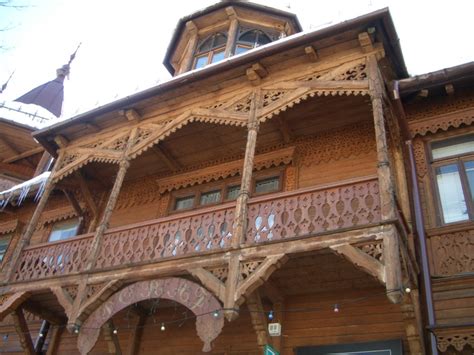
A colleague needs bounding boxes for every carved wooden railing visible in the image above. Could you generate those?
[13,177,380,282]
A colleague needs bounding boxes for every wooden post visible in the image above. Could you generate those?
[74,171,99,232]
[46,325,63,355]
[224,7,239,58]
[6,171,57,281]
[86,159,130,270]
[103,320,122,354]
[368,56,402,303]
[33,151,52,177]
[127,313,146,355]
[86,129,137,270]
[367,55,397,221]
[178,21,198,74]
[11,307,35,355]
[224,90,261,321]
[247,291,270,349]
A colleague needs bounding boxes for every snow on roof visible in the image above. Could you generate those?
[0,171,50,209]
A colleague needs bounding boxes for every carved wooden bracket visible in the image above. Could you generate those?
[0,292,30,321]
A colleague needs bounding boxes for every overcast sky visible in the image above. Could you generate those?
[0,0,473,123]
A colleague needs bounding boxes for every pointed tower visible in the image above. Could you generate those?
[164,0,302,76]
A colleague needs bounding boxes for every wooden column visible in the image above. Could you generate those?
[368,56,402,303]
[46,325,63,355]
[86,159,130,270]
[86,128,137,270]
[103,320,122,355]
[33,151,52,177]
[6,169,57,281]
[224,7,239,58]
[224,90,261,321]
[74,172,99,232]
[178,21,198,74]
[127,313,146,355]
[367,55,397,221]
[11,307,34,355]
[247,291,270,349]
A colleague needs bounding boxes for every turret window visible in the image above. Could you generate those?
[235,29,273,55]
[193,32,227,69]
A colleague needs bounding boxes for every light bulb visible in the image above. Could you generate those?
[268,311,274,321]
[405,287,411,294]
[113,329,118,334]
[160,323,165,331]
[333,304,340,313]
[213,310,219,318]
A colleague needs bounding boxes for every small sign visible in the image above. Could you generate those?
[264,344,279,355]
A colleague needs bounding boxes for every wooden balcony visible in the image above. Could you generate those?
[12,177,381,282]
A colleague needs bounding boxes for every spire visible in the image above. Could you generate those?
[14,43,81,117]
[0,71,15,94]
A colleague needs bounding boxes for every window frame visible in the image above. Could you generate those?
[429,134,474,226]
[0,233,12,264]
[47,217,82,243]
[192,32,227,69]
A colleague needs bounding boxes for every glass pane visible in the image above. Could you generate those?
[0,236,11,262]
[436,164,469,223]
[175,196,195,210]
[213,33,227,47]
[255,176,279,194]
[210,49,225,64]
[239,30,257,44]
[200,190,221,205]
[256,32,271,46]
[49,218,80,242]
[235,45,250,55]
[194,55,208,69]
[464,160,474,204]
[197,36,213,53]
[432,135,474,159]
[226,185,240,200]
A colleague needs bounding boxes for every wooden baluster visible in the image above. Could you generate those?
[368,55,402,303]
[225,89,261,321]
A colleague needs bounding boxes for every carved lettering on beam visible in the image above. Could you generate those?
[304,46,319,61]
[246,63,268,85]
[358,32,374,53]
[11,307,35,355]
[247,291,271,349]
[120,108,142,122]
[330,243,385,284]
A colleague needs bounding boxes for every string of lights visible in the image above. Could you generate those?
[1,287,412,339]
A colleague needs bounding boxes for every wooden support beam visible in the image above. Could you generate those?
[74,171,99,232]
[152,144,181,172]
[54,135,68,148]
[246,63,268,85]
[331,243,385,284]
[3,146,44,164]
[34,151,52,177]
[401,291,425,355]
[46,325,64,355]
[224,7,239,58]
[188,267,225,302]
[120,109,141,122]
[84,122,101,133]
[358,32,374,53]
[0,162,34,179]
[0,136,35,168]
[63,189,83,217]
[103,320,122,355]
[304,46,319,61]
[367,55,397,221]
[11,307,34,355]
[383,225,403,303]
[247,291,270,349]
[127,313,146,355]
[225,90,261,321]
[179,20,199,74]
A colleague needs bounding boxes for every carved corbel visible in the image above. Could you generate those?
[304,46,319,62]
[246,63,268,85]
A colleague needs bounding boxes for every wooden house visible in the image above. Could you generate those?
[0,1,472,354]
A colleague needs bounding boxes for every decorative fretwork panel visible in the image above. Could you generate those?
[246,178,380,244]
[358,242,384,262]
[13,236,92,281]
[437,332,474,352]
[95,206,235,269]
[429,229,474,276]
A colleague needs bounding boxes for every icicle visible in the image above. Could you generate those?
[34,178,48,202]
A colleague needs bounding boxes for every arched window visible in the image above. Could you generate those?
[193,32,227,69]
[235,29,272,55]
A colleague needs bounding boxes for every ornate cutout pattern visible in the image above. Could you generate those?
[246,178,380,244]
[429,229,474,276]
[358,242,384,262]
[240,260,263,281]
[409,108,474,137]
[437,332,474,352]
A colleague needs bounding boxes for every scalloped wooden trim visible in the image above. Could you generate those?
[39,206,80,227]
[157,146,295,193]
[0,220,18,235]
[409,107,474,137]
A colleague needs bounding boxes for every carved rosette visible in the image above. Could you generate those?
[77,278,223,354]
